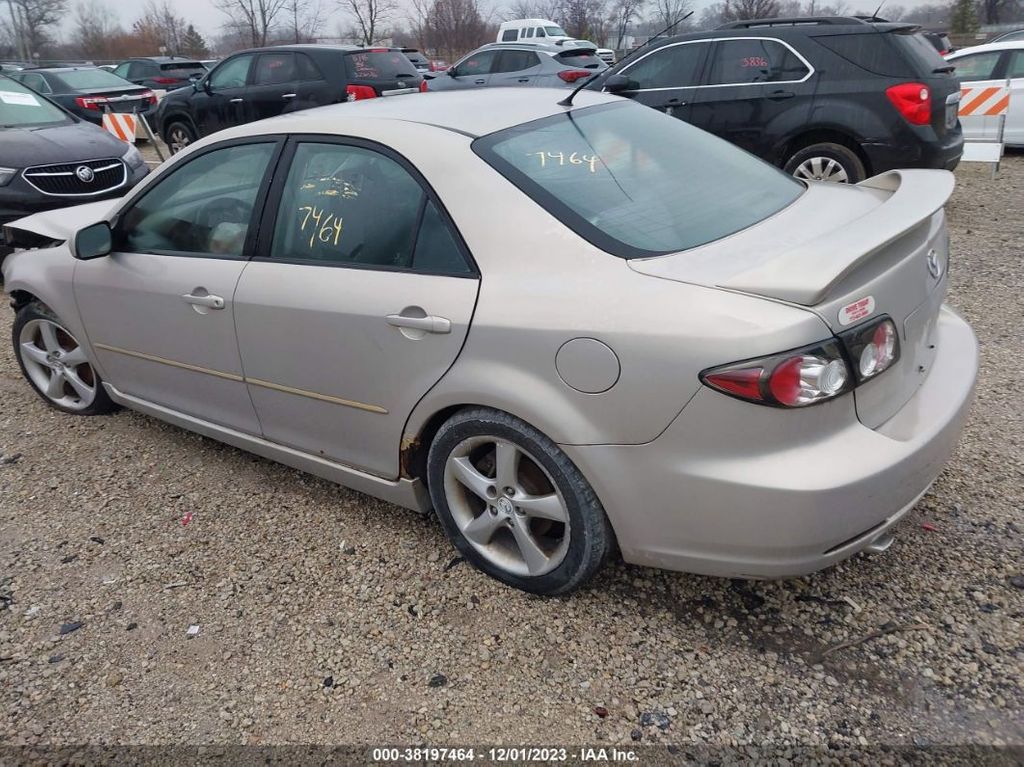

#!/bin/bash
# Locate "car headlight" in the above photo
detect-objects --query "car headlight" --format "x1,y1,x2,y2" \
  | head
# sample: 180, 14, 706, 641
122, 144, 145, 169
0, 167, 17, 186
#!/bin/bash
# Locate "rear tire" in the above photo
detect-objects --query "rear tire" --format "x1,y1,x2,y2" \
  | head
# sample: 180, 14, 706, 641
164, 121, 196, 154
784, 142, 865, 184
12, 302, 118, 416
427, 407, 614, 595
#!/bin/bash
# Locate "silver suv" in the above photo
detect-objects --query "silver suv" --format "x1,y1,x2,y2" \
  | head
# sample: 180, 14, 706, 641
426, 41, 606, 90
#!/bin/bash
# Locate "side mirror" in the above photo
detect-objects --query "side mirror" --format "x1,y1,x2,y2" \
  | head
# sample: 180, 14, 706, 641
603, 74, 636, 94
447, 69, 457, 77
74, 222, 112, 260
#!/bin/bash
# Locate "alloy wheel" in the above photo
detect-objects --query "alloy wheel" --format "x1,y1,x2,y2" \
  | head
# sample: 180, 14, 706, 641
443, 436, 571, 577
793, 156, 850, 183
18, 319, 98, 411
168, 126, 192, 153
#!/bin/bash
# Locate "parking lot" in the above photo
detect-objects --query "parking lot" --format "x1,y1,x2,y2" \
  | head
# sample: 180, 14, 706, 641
0, 152, 1022, 750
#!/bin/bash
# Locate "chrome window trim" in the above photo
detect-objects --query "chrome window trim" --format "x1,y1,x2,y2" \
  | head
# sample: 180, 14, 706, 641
616, 36, 814, 93
21, 158, 128, 198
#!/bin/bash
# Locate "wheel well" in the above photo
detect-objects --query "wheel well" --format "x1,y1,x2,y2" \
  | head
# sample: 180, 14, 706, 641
8, 289, 39, 311
400, 405, 468, 482
780, 129, 872, 177
162, 114, 197, 142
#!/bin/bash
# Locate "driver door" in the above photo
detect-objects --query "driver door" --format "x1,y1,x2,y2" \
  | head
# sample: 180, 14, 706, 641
448, 50, 499, 89
74, 139, 283, 433
194, 53, 255, 136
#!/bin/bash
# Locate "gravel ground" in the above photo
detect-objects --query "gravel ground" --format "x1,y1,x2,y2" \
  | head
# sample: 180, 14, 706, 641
0, 152, 1021, 751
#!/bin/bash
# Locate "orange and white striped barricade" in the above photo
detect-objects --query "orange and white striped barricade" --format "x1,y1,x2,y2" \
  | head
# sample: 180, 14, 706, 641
958, 82, 1010, 173
101, 112, 137, 144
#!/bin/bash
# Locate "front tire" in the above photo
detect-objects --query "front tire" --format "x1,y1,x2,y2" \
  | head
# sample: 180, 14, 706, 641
164, 120, 196, 154
12, 302, 117, 416
427, 408, 613, 595
784, 142, 865, 184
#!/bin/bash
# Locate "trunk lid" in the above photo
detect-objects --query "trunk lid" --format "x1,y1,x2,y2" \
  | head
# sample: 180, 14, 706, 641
628, 169, 954, 429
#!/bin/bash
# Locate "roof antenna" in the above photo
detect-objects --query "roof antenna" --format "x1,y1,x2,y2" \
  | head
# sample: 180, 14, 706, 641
870, 0, 886, 21
559, 10, 694, 108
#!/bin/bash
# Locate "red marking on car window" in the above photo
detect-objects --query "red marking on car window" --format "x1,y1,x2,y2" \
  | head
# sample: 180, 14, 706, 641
741, 56, 769, 68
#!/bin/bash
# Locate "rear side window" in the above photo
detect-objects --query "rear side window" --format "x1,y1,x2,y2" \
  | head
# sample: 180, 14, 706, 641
951, 51, 1004, 80
346, 51, 417, 79
707, 39, 809, 84
254, 53, 296, 85
297, 54, 323, 80
13, 72, 50, 93
892, 31, 953, 76
814, 33, 914, 77
474, 102, 803, 258
1009, 51, 1024, 78
501, 29, 518, 41
495, 50, 540, 73
555, 50, 604, 69
623, 43, 706, 88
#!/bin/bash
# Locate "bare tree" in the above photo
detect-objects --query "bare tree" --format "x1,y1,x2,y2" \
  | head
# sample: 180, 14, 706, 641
71, 0, 121, 59
215, 0, 289, 47
648, 0, 690, 31
424, 0, 491, 61
135, 0, 189, 53
719, 0, 780, 21
609, 0, 643, 47
284, 0, 324, 41
8, 0, 67, 58
343, 0, 396, 44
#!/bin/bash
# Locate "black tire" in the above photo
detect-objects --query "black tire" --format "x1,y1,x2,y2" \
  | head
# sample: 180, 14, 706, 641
784, 142, 866, 184
427, 407, 614, 595
164, 120, 196, 154
12, 301, 118, 416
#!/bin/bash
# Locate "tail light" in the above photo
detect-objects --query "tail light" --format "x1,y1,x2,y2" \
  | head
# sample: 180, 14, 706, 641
74, 95, 109, 110
346, 84, 377, 101
419, 80, 428, 92
152, 76, 178, 85
886, 82, 931, 126
141, 90, 157, 105
557, 70, 592, 83
700, 316, 899, 408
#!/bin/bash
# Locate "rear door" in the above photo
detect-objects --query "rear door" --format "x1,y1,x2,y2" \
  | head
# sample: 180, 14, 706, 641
688, 37, 814, 157
249, 51, 300, 121
234, 138, 479, 477
1006, 49, 1024, 144
614, 40, 711, 122
490, 49, 543, 86
293, 52, 336, 109
949, 49, 1010, 141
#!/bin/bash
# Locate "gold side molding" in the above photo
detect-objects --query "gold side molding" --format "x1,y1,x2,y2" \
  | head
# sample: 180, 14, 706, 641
94, 343, 387, 414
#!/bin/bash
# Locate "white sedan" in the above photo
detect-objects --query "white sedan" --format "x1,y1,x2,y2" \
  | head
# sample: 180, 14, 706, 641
946, 41, 1024, 146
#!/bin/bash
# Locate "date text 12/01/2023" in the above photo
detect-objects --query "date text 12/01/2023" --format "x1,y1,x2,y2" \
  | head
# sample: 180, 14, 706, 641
370, 746, 640, 762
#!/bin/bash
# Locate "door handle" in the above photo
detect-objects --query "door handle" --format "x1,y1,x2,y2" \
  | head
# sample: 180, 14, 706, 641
229, 98, 244, 103
767, 90, 795, 100
474, 79, 486, 85
517, 78, 529, 83
386, 313, 451, 334
182, 292, 225, 310
282, 93, 297, 99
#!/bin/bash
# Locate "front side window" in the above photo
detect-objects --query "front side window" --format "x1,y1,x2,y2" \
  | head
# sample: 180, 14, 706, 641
951, 51, 1004, 80
623, 43, 706, 89
474, 102, 803, 258
210, 55, 253, 89
254, 53, 296, 85
707, 39, 809, 85
117, 142, 276, 257
455, 50, 498, 77
501, 29, 518, 42
270, 142, 471, 274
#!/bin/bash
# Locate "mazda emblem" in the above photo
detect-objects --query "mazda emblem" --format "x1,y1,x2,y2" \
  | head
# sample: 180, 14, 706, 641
926, 248, 942, 280
75, 165, 95, 183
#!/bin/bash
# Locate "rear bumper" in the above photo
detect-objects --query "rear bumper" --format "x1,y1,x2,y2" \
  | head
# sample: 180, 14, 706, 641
562, 305, 977, 579
863, 129, 963, 174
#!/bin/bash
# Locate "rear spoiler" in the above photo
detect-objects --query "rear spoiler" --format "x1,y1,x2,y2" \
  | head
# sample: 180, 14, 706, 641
721, 169, 954, 306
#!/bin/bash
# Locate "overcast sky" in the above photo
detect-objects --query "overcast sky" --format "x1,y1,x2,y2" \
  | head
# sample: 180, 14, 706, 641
58, 0, 937, 48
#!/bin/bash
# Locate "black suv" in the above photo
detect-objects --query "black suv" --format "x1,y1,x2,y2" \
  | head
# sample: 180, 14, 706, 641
155, 45, 426, 153
111, 57, 208, 91
596, 17, 963, 183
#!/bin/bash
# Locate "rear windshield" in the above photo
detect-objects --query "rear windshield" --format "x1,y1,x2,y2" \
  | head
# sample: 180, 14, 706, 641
56, 68, 134, 89
159, 62, 206, 78
892, 31, 952, 75
0, 76, 68, 127
555, 50, 605, 69
403, 50, 429, 65
474, 102, 803, 259
346, 51, 418, 79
